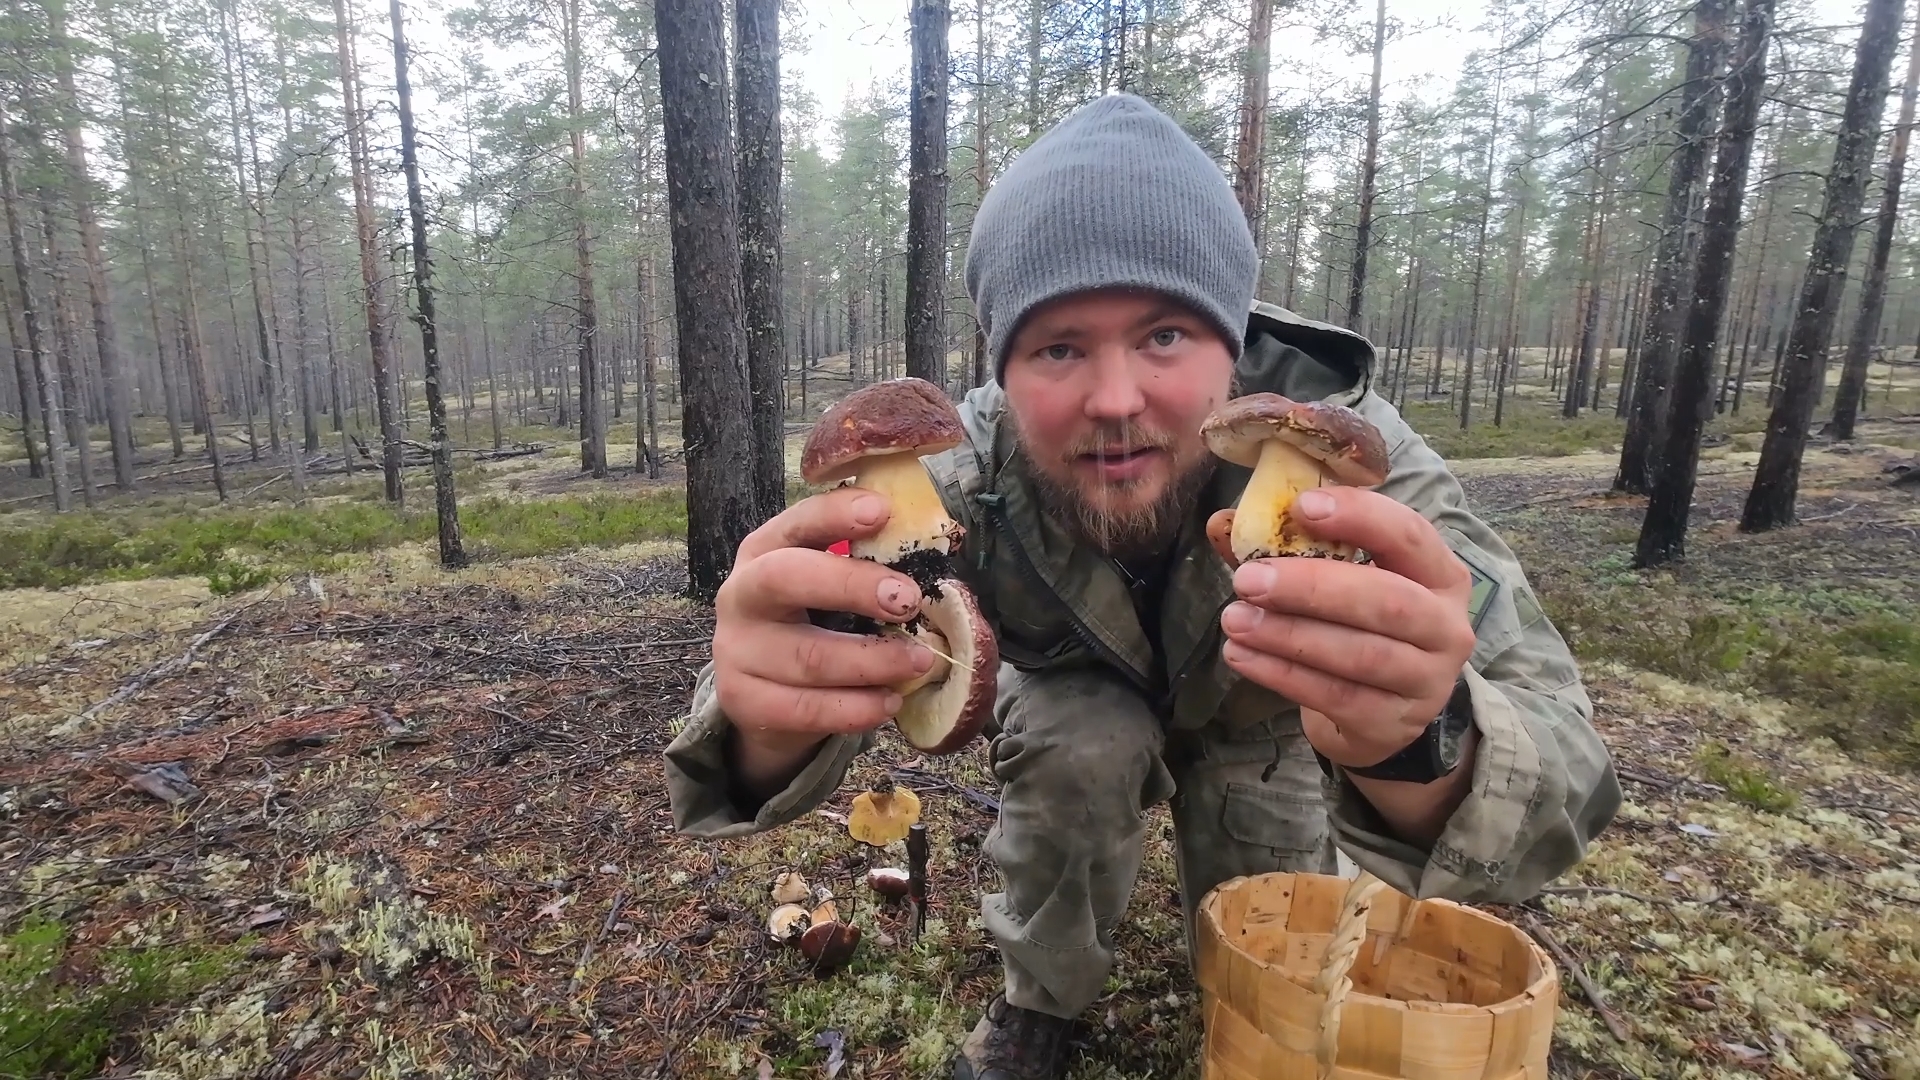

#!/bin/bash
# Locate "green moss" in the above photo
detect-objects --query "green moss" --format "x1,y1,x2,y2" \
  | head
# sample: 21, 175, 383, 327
0, 915, 244, 1080
1696, 740, 1799, 813
0, 490, 687, 590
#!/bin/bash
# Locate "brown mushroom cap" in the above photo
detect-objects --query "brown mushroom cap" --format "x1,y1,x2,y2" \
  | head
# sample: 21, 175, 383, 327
799, 920, 862, 974
1200, 393, 1390, 487
800, 378, 966, 485
893, 579, 998, 755
867, 867, 911, 898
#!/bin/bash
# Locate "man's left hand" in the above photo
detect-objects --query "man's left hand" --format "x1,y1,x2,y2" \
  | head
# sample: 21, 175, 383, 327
1219, 486, 1479, 768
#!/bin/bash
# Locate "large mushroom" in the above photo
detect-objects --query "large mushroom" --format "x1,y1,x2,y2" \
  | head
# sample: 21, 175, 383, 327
1200, 394, 1390, 567
799, 378, 999, 756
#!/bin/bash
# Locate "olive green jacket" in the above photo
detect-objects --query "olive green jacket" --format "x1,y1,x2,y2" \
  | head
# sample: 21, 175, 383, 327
662, 301, 1621, 904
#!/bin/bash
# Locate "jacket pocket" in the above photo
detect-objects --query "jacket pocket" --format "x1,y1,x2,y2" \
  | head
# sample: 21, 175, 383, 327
1220, 781, 1329, 859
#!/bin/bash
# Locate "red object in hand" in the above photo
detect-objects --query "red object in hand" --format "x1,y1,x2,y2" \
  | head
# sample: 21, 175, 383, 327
828, 540, 851, 556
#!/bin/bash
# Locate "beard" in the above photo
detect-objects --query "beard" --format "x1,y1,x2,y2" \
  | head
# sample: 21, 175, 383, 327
1013, 415, 1218, 564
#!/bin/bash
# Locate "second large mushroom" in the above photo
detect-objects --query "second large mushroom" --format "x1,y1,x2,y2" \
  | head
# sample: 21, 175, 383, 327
799, 378, 999, 755
1200, 394, 1390, 567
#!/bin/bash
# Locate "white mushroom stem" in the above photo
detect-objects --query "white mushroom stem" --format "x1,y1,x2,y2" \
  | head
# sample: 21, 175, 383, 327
889, 625, 953, 696
1231, 438, 1332, 561
847, 453, 956, 563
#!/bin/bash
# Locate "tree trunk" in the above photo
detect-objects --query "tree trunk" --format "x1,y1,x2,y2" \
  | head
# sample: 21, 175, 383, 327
1459, 59, 1503, 429
1828, 0, 1920, 440
1232, 0, 1274, 239
1615, 0, 1729, 492
2, 102, 67, 509
907, 0, 951, 391
642, 254, 661, 478
1347, 0, 1387, 327
560, 0, 606, 477
390, 0, 463, 566
1741, 0, 1901, 532
737, 0, 787, 514
333, 0, 403, 502
973, 0, 991, 387
3, 261, 43, 478
48, 0, 133, 491
41, 196, 95, 506
657, 0, 760, 603
1635, 0, 1774, 567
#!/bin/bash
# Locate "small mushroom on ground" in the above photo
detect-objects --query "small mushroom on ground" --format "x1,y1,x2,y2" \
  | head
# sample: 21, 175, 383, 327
771, 871, 810, 906
767, 903, 811, 944
799, 920, 862, 975
848, 783, 921, 847
1199, 394, 1390, 567
811, 900, 840, 926
799, 378, 1000, 756
867, 867, 911, 899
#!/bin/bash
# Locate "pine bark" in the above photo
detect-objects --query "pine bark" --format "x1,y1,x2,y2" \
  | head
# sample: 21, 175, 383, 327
1616, 0, 1732, 492
1232, 0, 1274, 239
49, 0, 135, 491
563, 0, 607, 477
657, 0, 760, 603
1348, 0, 1387, 327
906, 0, 951, 390
2, 102, 68, 509
40, 194, 96, 506
736, 0, 786, 514
332, 0, 402, 501
390, 0, 463, 567
1741, 0, 1902, 532
1459, 61, 1503, 429
3, 261, 43, 477
1635, 0, 1775, 567
1828, 0, 1920, 441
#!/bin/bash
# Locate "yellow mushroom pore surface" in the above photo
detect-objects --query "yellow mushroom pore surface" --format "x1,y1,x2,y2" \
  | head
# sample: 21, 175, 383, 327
1230, 437, 1330, 560
847, 453, 955, 562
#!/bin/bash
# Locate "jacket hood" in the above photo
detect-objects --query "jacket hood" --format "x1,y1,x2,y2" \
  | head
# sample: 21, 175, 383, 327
1236, 300, 1378, 405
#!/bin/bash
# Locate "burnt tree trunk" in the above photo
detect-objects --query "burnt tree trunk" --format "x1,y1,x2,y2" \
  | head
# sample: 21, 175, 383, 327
1741, 0, 1901, 532
657, 0, 759, 603
1636, 0, 1775, 567
906, 0, 951, 389
1827, 0, 1920, 441
391, 0, 463, 567
736, 0, 786, 514
1617, 0, 1730, 492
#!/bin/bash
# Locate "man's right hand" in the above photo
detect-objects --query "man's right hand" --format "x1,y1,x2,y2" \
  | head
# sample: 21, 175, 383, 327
711, 486, 936, 797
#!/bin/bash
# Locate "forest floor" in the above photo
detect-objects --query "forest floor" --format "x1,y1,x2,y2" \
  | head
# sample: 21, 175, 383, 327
3, 384, 1920, 1079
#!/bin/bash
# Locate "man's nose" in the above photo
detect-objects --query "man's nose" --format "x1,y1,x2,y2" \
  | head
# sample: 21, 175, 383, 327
1083, 347, 1147, 420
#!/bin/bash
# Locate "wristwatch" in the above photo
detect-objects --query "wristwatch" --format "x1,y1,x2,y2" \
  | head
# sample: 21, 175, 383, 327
1316, 675, 1475, 784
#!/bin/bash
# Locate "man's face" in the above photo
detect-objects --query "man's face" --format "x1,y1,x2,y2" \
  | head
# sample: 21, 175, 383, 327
1000, 288, 1236, 562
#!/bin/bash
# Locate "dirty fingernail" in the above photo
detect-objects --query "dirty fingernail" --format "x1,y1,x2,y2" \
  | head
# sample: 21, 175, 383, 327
1223, 602, 1263, 634
878, 578, 916, 615
1234, 562, 1276, 594
852, 495, 885, 524
1295, 490, 1335, 519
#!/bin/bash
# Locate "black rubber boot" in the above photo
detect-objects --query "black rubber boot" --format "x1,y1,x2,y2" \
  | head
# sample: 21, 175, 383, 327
948, 993, 1078, 1080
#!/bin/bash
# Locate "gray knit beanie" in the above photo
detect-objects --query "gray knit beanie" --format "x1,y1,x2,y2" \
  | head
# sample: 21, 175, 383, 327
965, 92, 1260, 382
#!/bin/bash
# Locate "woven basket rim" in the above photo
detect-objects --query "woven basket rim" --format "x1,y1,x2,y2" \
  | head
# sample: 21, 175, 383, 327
1198, 871, 1559, 1012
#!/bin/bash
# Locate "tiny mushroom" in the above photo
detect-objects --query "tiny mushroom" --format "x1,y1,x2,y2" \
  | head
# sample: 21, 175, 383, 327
867, 867, 912, 899
1199, 393, 1390, 566
771, 871, 811, 906
799, 377, 1000, 756
848, 784, 921, 848
767, 903, 811, 944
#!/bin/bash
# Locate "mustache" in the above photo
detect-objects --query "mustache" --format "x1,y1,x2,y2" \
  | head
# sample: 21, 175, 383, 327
1061, 422, 1176, 460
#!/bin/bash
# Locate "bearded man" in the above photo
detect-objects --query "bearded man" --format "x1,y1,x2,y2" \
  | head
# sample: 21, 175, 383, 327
664, 93, 1620, 1080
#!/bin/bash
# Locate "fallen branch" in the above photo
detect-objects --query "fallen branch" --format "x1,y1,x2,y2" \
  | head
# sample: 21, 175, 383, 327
75, 610, 248, 725
569, 888, 626, 996
1523, 913, 1631, 1043
1539, 885, 1663, 905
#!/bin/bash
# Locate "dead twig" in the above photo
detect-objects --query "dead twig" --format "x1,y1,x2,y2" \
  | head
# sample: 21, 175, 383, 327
77, 608, 252, 725
1523, 913, 1631, 1043
1540, 885, 1663, 904
569, 888, 626, 996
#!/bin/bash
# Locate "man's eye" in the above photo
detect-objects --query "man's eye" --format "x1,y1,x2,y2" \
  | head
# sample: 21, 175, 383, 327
1043, 344, 1073, 360
1151, 328, 1184, 348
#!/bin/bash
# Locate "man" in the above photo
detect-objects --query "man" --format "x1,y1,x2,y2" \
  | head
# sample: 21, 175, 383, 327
664, 93, 1620, 1080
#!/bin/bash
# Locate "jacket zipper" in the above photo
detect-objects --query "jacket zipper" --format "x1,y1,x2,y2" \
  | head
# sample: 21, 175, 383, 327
980, 495, 1152, 695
